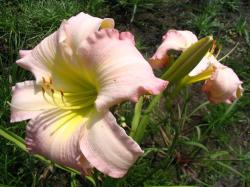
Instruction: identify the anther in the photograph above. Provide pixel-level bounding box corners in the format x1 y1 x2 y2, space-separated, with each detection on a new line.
51 89 54 95
212 40 216 49
60 90 64 97
210 40 216 54
41 86 45 94
49 77 52 84
45 83 50 89
60 90 64 103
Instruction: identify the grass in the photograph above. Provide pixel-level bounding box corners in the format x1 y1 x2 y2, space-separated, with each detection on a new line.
0 0 249 186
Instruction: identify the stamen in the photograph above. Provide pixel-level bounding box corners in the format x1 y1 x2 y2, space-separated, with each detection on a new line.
40 77 96 110
42 77 46 84
42 86 45 94
60 90 64 103
49 77 53 84
60 90 64 97
50 88 59 106
42 89 54 106
209 40 216 55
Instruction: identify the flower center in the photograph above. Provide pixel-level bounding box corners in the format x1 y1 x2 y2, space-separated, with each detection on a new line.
41 76 98 110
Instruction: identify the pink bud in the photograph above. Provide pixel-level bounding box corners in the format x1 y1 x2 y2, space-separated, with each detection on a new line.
202 63 243 104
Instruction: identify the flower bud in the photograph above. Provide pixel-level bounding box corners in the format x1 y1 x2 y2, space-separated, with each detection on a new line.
202 63 243 104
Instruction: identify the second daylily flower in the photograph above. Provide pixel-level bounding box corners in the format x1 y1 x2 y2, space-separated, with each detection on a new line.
11 13 168 178
150 29 243 104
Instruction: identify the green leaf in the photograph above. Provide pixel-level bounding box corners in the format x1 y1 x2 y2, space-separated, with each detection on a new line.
0 127 26 151
195 126 201 141
103 177 119 187
85 176 96 187
70 173 78 187
218 99 238 124
216 161 245 178
183 141 209 152
209 151 229 159
188 101 209 118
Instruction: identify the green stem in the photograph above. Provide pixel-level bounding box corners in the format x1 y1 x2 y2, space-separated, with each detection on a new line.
130 36 213 144
131 94 162 143
130 97 144 138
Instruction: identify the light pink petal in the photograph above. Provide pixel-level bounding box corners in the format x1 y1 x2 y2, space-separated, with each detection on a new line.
150 30 198 69
202 65 243 104
119 31 135 45
10 81 55 123
58 12 114 57
189 53 218 76
16 33 56 81
80 112 143 178
78 29 168 112
26 109 92 174
19 50 31 58
16 12 114 87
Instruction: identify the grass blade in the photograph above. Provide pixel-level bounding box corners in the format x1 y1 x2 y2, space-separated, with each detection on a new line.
216 161 245 178
183 141 209 152
0 127 26 151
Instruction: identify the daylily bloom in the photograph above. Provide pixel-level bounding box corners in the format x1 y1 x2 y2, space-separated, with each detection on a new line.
150 29 243 104
10 13 168 178
149 30 198 69
202 62 243 104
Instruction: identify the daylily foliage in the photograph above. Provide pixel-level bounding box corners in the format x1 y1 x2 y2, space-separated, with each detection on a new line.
10 13 168 178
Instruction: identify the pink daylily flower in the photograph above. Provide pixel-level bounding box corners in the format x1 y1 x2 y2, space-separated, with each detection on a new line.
11 13 168 178
202 62 243 104
150 29 243 104
149 30 198 69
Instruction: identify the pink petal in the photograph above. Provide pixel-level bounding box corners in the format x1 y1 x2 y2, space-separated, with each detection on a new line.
10 81 55 123
78 28 168 112
150 30 198 69
80 112 143 178
16 12 114 85
202 65 243 104
58 12 114 55
26 109 92 174
16 33 56 81
189 53 218 76
19 50 31 58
